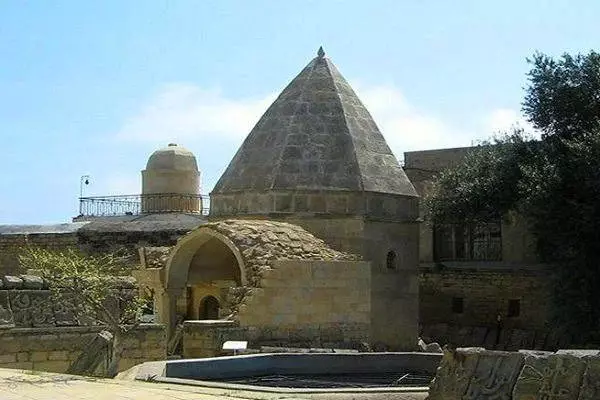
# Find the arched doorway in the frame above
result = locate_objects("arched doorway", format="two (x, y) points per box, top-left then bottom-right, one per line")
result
(163, 228), (246, 334)
(199, 296), (220, 320)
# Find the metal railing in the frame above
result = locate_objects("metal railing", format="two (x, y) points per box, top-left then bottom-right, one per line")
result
(78, 193), (210, 217)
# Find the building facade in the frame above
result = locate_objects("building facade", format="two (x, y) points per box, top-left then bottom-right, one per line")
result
(404, 147), (558, 350)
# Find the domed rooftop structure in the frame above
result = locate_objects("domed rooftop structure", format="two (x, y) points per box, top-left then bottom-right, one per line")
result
(146, 143), (198, 172)
(142, 143), (201, 213)
(210, 47), (417, 218)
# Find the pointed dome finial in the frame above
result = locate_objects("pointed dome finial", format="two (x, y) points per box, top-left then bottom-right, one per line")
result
(317, 46), (325, 58)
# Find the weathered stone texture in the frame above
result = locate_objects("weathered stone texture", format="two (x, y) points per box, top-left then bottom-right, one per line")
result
(0, 324), (165, 375)
(429, 348), (600, 400)
(420, 265), (554, 350)
(139, 246), (172, 269)
(0, 232), (80, 275)
(238, 259), (370, 334)
(182, 319), (369, 359)
(212, 52), (416, 199)
(201, 219), (357, 289)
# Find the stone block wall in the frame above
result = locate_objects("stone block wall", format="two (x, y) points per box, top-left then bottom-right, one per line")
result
(0, 324), (166, 374)
(363, 221), (420, 350)
(182, 320), (370, 359)
(182, 259), (372, 358)
(0, 233), (78, 275)
(285, 218), (420, 350)
(182, 320), (241, 358)
(419, 266), (558, 350)
(238, 260), (370, 328)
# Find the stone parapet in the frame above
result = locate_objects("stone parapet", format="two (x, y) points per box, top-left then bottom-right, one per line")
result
(182, 320), (370, 359)
(428, 347), (600, 399)
(0, 279), (139, 329)
(0, 324), (166, 375)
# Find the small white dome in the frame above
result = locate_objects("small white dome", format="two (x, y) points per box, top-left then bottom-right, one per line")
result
(146, 143), (198, 172)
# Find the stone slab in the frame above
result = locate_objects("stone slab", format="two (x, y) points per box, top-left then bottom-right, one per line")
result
(20, 275), (44, 290)
(513, 353), (587, 399)
(463, 350), (524, 399)
(579, 356), (600, 400)
(3, 276), (23, 289)
(0, 291), (14, 327)
(428, 348), (483, 400)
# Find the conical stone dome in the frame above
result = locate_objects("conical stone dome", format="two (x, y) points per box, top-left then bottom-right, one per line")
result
(211, 48), (417, 218)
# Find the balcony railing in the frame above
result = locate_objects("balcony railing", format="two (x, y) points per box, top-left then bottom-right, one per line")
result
(78, 193), (210, 217)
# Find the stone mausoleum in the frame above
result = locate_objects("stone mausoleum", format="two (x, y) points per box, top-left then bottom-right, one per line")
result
(136, 47), (420, 353)
(0, 48), (421, 360)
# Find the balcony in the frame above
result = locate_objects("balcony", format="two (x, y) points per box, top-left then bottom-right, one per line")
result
(78, 193), (210, 218)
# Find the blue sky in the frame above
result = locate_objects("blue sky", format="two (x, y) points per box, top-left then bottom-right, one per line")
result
(1, 0), (598, 224)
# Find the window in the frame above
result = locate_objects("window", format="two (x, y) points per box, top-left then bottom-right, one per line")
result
(508, 299), (521, 317)
(452, 297), (464, 314)
(433, 221), (502, 262)
(386, 251), (397, 270)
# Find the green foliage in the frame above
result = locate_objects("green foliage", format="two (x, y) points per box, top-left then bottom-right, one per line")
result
(523, 51), (600, 139)
(427, 50), (600, 343)
(19, 247), (148, 334)
(426, 131), (534, 224)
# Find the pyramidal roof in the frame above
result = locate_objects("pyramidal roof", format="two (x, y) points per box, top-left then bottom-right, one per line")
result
(213, 48), (417, 197)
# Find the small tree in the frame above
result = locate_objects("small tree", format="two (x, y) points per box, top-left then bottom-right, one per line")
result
(19, 247), (148, 377)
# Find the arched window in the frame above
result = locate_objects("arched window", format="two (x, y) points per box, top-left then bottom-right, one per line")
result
(386, 250), (397, 270)
(199, 296), (220, 320)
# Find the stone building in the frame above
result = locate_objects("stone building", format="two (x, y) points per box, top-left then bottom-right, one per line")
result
(0, 48), (421, 356)
(0, 49), (559, 363)
(404, 147), (557, 350)
(208, 47), (420, 349)
(133, 48), (420, 352)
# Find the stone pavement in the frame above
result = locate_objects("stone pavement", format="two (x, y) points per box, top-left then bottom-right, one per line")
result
(0, 368), (427, 400)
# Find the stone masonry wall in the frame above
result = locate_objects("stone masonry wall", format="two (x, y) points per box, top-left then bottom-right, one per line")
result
(237, 260), (370, 342)
(0, 233), (78, 275)
(0, 275), (166, 374)
(186, 220), (358, 317)
(420, 266), (558, 350)
(181, 259), (371, 358)
(0, 324), (165, 374)
(183, 319), (370, 359)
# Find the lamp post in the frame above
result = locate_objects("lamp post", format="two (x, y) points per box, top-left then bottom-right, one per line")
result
(80, 175), (90, 198)
(79, 175), (90, 216)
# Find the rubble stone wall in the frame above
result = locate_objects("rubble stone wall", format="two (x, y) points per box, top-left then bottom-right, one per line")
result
(0, 233), (78, 275)
(0, 324), (165, 374)
(0, 276), (166, 374)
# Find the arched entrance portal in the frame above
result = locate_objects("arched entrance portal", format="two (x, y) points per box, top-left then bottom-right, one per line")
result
(161, 228), (246, 336)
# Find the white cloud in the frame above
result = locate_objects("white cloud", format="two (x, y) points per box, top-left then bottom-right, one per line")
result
(483, 108), (535, 136)
(353, 84), (475, 156)
(110, 81), (534, 194)
(116, 83), (276, 145)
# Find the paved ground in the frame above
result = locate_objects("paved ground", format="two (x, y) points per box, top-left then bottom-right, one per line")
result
(0, 368), (428, 400)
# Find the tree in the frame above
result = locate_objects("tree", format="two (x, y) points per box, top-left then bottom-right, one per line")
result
(19, 247), (148, 377)
(523, 51), (600, 139)
(426, 50), (600, 344)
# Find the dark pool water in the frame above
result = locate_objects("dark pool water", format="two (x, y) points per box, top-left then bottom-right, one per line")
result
(213, 372), (433, 388)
